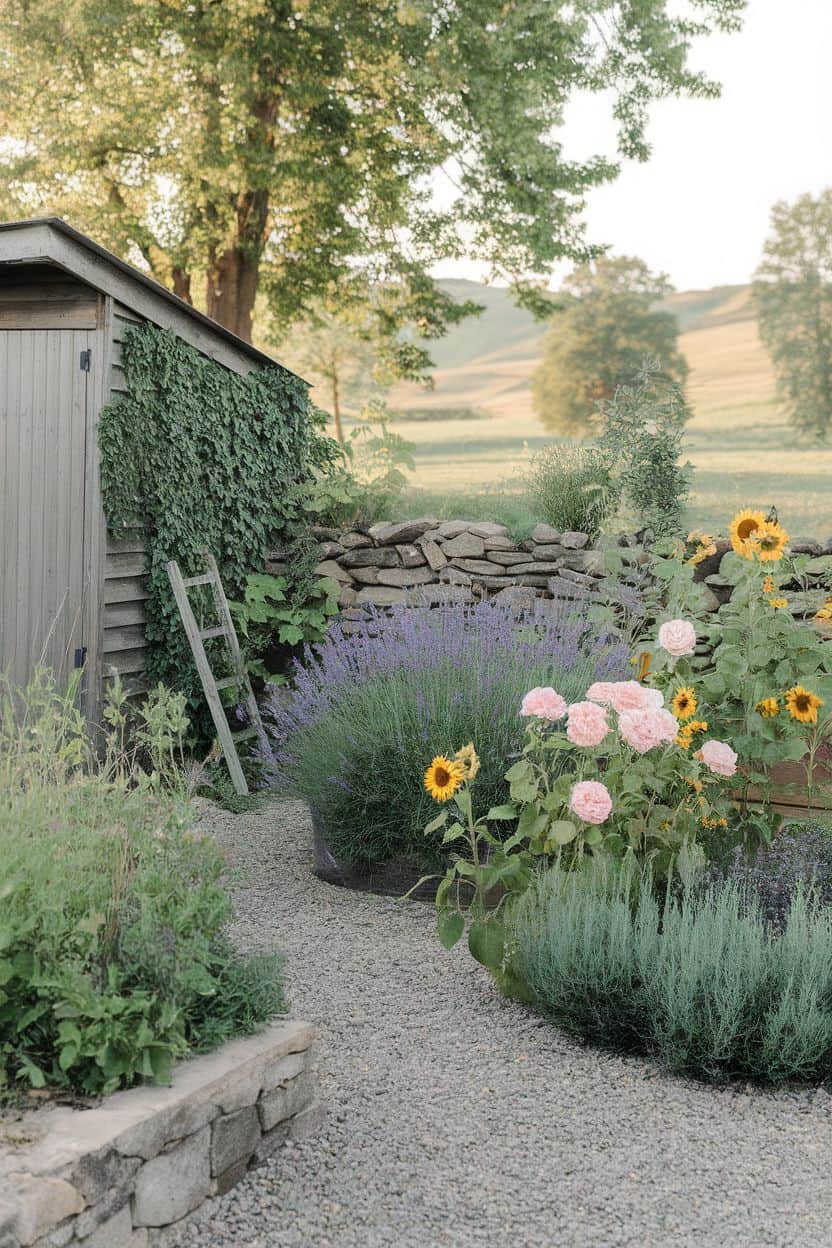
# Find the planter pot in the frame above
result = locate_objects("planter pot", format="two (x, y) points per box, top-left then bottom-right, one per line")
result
(311, 809), (438, 900)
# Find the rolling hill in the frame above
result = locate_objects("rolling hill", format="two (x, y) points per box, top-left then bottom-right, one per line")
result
(390, 279), (769, 422)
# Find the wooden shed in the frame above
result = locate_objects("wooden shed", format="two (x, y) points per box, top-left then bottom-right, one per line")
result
(0, 217), (291, 720)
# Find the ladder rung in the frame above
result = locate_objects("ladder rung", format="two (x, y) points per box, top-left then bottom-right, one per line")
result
(182, 572), (216, 588)
(215, 676), (240, 691)
(200, 625), (227, 640)
(231, 727), (259, 743)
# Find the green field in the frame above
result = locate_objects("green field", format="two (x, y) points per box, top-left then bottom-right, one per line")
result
(335, 281), (832, 539)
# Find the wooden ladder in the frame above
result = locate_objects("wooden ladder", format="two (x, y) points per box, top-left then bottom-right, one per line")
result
(166, 552), (264, 796)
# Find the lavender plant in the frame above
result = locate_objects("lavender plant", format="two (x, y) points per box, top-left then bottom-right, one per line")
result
(707, 820), (832, 932)
(263, 601), (629, 868)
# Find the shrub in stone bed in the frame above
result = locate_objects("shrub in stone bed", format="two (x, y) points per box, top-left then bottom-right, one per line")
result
(264, 600), (629, 869)
(0, 673), (285, 1096)
(511, 860), (832, 1084)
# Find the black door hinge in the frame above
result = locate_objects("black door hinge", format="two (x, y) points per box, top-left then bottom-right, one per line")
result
(74, 646), (87, 669)
(80, 349), (91, 372)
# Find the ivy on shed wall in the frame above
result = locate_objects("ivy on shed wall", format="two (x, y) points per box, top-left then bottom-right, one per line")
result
(99, 323), (318, 732)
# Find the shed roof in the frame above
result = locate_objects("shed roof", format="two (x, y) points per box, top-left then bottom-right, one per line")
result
(0, 217), (302, 378)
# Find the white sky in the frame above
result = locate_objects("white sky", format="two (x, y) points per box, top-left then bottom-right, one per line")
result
(432, 0), (832, 292)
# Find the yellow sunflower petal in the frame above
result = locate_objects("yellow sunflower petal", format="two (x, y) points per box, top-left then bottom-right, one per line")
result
(424, 755), (464, 802)
(729, 509), (765, 559)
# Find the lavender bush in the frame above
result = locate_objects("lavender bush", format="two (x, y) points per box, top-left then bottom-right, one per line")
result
(708, 820), (832, 932)
(263, 601), (629, 868)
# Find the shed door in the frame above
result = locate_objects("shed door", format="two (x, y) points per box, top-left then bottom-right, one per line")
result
(1, 329), (92, 690)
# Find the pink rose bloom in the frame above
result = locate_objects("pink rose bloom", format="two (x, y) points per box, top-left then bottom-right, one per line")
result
(607, 681), (664, 714)
(570, 780), (613, 825)
(566, 701), (610, 747)
(696, 739), (738, 777)
(586, 681), (617, 706)
(657, 618), (697, 658)
(520, 686), (567, 721)
(619, 707), (678, 754)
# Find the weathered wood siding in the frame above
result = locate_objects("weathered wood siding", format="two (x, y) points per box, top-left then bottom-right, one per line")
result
(0, 327), (91, 687)
(100, 301), (150, 689)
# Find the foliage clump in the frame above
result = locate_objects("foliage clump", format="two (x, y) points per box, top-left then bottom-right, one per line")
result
(525, 443), (619, 538)
(598, 362), (692, 535)
(511, 860), (832, 1085)
(0, 672), (284, 1097)
(98, 322), (334, 733)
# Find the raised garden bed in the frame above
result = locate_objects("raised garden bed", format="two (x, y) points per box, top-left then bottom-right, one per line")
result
(0, 1020), (320, 1248)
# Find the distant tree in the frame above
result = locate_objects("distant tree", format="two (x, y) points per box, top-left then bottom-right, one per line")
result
(0, 0), (744, 352)
(279, 305), (383, 446)
(532, 257), (688, 434)
(752, 191), (832, 439)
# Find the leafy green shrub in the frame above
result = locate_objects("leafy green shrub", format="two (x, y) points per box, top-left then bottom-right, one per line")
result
(511, 860), (832, 1084)
(229, 570), (340, 682)
(598, 361), (692, 535)
(525, 443), (618, 538)
(266, 602), (628, 868)
(0, 673), (285, 1096)
(293, 409), (415, 527)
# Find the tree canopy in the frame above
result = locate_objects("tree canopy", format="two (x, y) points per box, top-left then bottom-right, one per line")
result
(531, 256), (688, 434)
(0, 0), (744, 353)
(752, 190), (832, 440)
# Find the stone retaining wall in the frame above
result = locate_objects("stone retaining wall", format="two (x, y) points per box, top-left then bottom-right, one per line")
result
(0, 1021), (319, 1248)
(266, 519), (832, 629)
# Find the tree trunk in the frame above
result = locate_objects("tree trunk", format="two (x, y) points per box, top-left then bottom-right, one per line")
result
(205, 189), (269, 342)
(332, 373), (345, 445)
(172, 267), (192, 304)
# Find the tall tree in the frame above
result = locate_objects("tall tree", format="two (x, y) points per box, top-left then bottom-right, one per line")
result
(752, 190), (832, 439)
(0, 0), (744, 351)
(532, 256), (688, 434)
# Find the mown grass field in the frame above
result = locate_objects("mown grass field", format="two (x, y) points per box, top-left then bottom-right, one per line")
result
(358, 282), (832, 540)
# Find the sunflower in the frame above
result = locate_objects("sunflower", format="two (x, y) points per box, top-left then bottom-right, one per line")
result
(454, 742), (481, 781)
(762, 576), (775, 594)
(424, 755), (464, 802)
(767, 596), (788, 609)
(686, 531), (717, 567)
(785, 685), (823, 725)
(671, 687), (697, 720)
(676, 718), (707, 749)
(730, 509), (765, 558)
(756, 697), (780, 718)
(754, 520), (789, 562)
(815, 599), (832, 622)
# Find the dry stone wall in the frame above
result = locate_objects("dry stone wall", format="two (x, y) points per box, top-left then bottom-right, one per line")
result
(0, 1021), (319, 1248)
(267, 520), (832, 632)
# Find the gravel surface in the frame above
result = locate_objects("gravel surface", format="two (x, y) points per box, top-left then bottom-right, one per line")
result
(172, 798), (832, 1248)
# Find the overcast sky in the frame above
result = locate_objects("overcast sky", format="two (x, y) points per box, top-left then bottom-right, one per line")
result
(433, 0), (832, 293)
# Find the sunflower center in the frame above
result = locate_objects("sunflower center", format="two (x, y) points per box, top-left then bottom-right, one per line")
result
(434, 766), (450, 786)
(795, 694), (810, 713)
(737, 519), (759, 540)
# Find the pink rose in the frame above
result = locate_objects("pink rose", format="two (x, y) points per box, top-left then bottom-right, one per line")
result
(566, 701), (610, 747)
(618, 707), (678, 754)
(607, 681), (665, 714)
(586, 681), (617, 706)
(696, 739), (738, 777)
(570, 780), (613, 825)
(657, 618), (697, 658)
(520, 686), (568, 721)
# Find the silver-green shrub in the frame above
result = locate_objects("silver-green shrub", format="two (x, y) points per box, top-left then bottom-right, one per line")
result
(511, 860), (832, 1083)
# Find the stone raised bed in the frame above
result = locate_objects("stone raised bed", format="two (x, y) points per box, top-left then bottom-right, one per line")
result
(0, 1020), (320, 1248)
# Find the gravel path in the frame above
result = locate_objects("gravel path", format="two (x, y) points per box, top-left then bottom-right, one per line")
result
(173, 798), (832, 1248)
